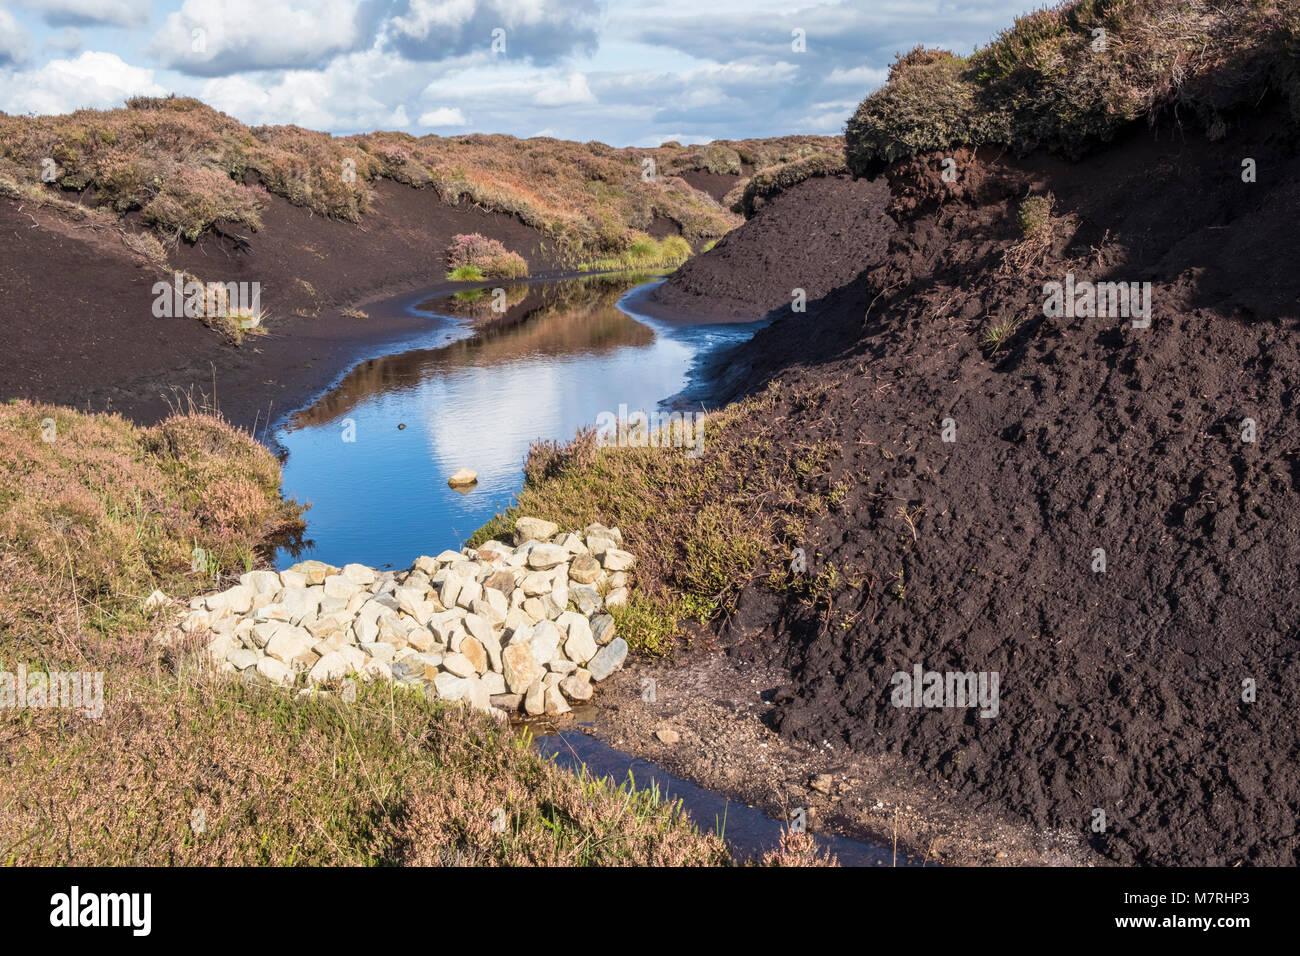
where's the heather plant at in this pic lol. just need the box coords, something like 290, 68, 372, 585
845, 0, 1300, 175
0, 401, 301, 648
141, 165, 269, 241
446, 233, 530, 279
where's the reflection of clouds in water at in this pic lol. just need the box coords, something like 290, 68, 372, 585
418, 359, 570, 487
416, 338, 696, 489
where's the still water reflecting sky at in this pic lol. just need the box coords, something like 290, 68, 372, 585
273, 277, 763, 569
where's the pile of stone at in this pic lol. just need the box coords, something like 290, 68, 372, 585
172, 516, 633, 720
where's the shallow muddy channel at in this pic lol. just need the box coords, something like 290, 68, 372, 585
270, 274, 910, 864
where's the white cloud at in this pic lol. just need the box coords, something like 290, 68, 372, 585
826, 65, 889, 88
198, 49, 429, 131
0, 10, 30, 66
417, 106, 469, 127
796, 109, 853, 133
532, 72, 595, 107
151, 0, 370, 75
17, 0, 150, 29
0, 51, 165, 115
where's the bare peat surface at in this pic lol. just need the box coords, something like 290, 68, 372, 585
640, 174, 896, 323
647, 106, 1300, 866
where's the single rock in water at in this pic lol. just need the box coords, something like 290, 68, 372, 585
448, 468, 478, 487
524, 680, 546, 716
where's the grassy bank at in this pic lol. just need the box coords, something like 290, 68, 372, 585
575, 234, 693, 274
0, 401, 741, 865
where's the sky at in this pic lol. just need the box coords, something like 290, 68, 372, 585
0, 1, 1040, 146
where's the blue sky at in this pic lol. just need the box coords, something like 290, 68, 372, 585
0, 1, 1040, 146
